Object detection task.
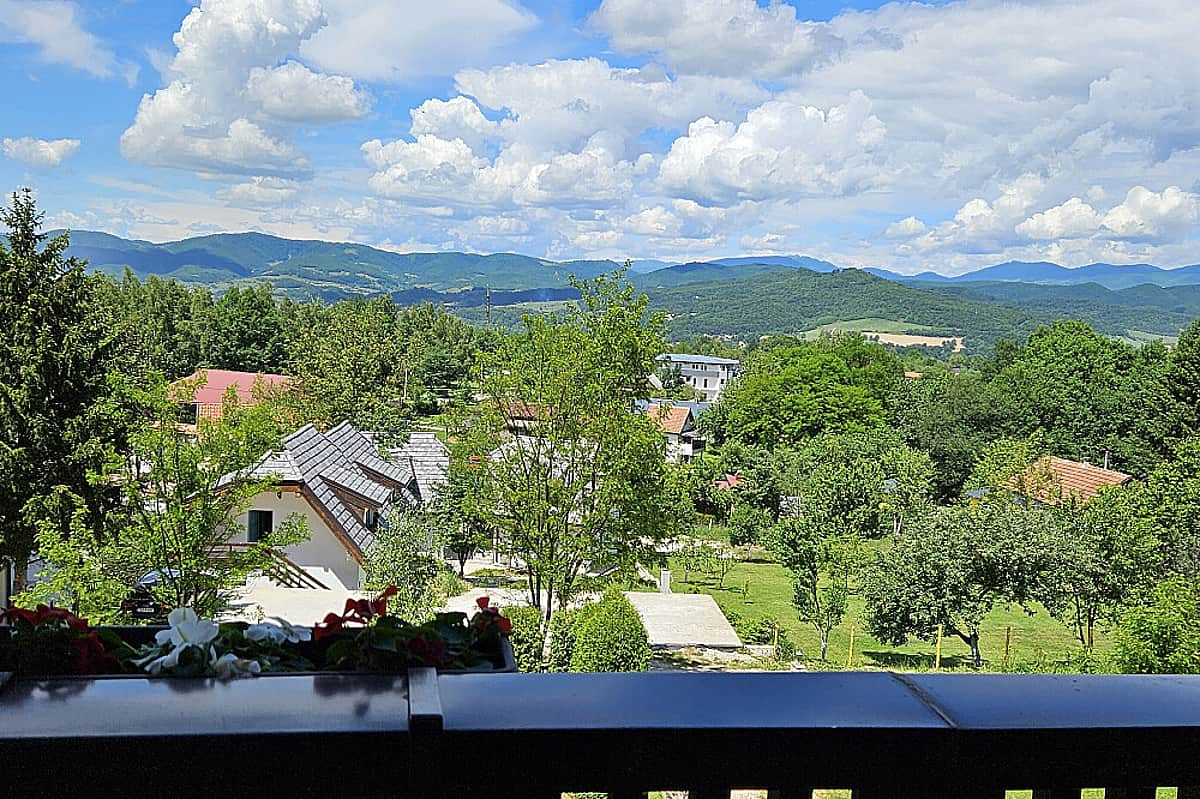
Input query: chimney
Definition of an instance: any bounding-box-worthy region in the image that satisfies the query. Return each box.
[659,568,672,593]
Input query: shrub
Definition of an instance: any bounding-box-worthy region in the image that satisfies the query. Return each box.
[501,605,545,672]
[570,590,652,673]
[546,607,581,673]
[731,615,797,662]
[728,503,772,546]
[1113,577,1200,674]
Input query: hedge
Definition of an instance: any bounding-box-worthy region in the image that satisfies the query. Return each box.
[501,605,545,672]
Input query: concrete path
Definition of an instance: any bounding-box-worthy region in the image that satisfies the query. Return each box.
[623,592,743,650]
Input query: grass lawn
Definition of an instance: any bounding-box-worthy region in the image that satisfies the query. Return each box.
[660,531,1105,670]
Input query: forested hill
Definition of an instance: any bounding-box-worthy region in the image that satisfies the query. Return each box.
[648,268,1051,349]
[59,229,618,295]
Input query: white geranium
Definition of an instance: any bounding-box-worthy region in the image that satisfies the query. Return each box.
[210,652,262,679]
[245,616,312,645]
[135,607,221,675]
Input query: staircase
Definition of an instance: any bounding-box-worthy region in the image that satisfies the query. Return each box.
[208,543,330,590]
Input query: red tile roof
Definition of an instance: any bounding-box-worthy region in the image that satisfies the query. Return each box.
[713,473,746,491]
[646,403,692,435]
[1013,456,1131,505]
[174,369,291,405]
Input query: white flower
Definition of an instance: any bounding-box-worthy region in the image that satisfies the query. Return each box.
[210,652,262,679]
[244,623,284,644]
[155,607,219,649]
[269,616,312,643]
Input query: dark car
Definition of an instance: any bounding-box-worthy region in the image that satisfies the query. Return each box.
[119,570,179,622]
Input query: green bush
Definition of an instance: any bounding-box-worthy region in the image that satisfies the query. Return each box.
[570,590,652,673]
[728,503,772,546]
[731,614,797,662]
[546,607,581,673]
[1114,577,1200,674]
[501,606,545,672]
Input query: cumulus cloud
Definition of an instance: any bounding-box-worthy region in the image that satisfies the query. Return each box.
[121,0,369,179]
[1101,186,1200,241]
[301,0,536,81]
[215,177,302,208]
[245,61,371,123]
[1016,198,1104,240]
[409,97,498,152]
[656,92,888,203]
[884,216,926,239]
[2,137,80,168]
[0,0,136,84]
[623,206,682,237]
[912,174,1045,253]
[590,0,842,79]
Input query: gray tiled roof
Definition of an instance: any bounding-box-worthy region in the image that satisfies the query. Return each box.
[388,432,449,504]
[228,422,421,558]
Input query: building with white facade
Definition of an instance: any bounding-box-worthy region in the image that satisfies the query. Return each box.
[656,354,741,401]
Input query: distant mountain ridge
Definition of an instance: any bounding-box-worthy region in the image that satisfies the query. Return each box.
[54,228,1200,295]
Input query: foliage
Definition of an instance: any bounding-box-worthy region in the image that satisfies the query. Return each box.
[569,590,652,673]
[1036,487,1160,649]
[1112,578,1200,674]
[730,613,796,662]
[864,498,1054,667]
[433,455,496,576]
[363,508,454,622]
[546,606,582,673]
[132,608,313,677]
[0,190,124,589]
[501,605,545,672]
[201,284,287,373]
[705,335,896,448]
[317,592,513,672]
[1137,438,1200,578]
[728,502,772,546]
[467,268,674,623]
[0,604,123,676]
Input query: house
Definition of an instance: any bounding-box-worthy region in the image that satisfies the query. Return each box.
[171,368,291,425]
[637,400,709,462]
[656,354,741,401]
[222,421,421,591]
[713,473,746,492]
[1010,455,1132,506]
[385,431,450,502]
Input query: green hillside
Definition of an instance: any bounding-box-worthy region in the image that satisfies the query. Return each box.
[647,268,1047,350]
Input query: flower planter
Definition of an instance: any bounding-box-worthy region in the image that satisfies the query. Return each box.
[0,623,516,683]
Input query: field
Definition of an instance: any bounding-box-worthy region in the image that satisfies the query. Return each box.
[663,528,1101,670]
[800,318,966,351]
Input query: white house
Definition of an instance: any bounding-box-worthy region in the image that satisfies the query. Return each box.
[639,400,708,463]
[222,422,422,591]
[657,354,741,401]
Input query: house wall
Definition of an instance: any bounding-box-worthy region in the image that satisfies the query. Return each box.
[229,490,364,590]
[669,359,741,401]
[0,560,10,608]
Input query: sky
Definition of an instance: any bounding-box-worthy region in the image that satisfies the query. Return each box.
[1,0,1198,276]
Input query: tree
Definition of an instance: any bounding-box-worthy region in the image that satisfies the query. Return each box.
[201,284,286,373]
[363,507,454,622]
[864,499,1052,667]
[768,517,859,661]
[1113,577,1200,674]
[1036,486,1159,650]
[115,375,306,617]
[0,191,123,592]
[467,268,673,625]
[1136,438,1200,579]
[1166,320,1200,440]
[433,458,495,577]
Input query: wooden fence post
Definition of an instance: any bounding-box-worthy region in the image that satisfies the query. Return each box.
[934,624,943,670]
[846,626,856,669]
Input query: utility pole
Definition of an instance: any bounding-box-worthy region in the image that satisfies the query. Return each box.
[485,286,492,328]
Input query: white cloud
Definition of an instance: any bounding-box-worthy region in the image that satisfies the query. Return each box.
[215,177,302,208]
[912,173,1045,253]
[300,0,537,82]
[2,137,80,168]
[590,0,841,79]
[245,61,372,123]
[884,216,926,239]
[623,206,682,237]
[1101,186,1200,241]
[656,92,888,203]
[121,0,369,179]
[1016,198,1104,240]
[409,97,498,152]
[0,0,136,84]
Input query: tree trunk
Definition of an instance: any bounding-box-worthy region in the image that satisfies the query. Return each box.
[818,629,829,661]
[11,555,29,595]
[968,632,981,669]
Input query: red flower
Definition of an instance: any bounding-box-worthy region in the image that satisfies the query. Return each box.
[495,615,513,636]
[313,612,345,641]
[476,596,491,611]
[370,585,398,617]
[409,635,449,667]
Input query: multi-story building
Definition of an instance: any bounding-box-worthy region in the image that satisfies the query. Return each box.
[656,354,742,401]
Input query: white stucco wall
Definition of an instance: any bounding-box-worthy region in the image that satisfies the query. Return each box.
[230,490,364,591]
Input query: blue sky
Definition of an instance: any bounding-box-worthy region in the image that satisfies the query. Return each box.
[1,0,1198,275]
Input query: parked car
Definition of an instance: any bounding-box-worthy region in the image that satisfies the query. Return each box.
[119,570,179,622]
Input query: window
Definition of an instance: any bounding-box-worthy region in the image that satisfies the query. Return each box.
[247,510,272,543]
[703,378,709,388]
[365,509,380,531]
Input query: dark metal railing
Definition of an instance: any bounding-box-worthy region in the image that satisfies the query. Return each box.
[6,670,1200,798]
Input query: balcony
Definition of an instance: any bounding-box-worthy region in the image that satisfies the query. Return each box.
[6,669,1200,798]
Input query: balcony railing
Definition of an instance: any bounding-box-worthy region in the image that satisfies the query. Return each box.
[6,669,1200,798]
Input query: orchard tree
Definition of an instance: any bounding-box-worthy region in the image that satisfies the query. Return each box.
[467,268,673,624]
[363,508,454,621]
[1113,577,1200,674]
[1036,486,1159,650]
[0,191,123,592]
[864,499,1053,667]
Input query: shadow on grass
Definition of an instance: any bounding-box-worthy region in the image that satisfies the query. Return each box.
[861,650,969,670]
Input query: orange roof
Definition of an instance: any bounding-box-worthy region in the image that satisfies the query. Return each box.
[904,371,924,379]
[713,473,746,491]
[646,403,692,435]
[1013,456,1131,505]
[173,369,291,405]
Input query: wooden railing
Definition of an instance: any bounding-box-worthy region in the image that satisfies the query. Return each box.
[6,670,1200,798]
[208,542,329,590]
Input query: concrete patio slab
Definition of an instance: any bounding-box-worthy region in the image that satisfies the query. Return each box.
[623,592,743,650]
